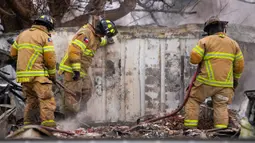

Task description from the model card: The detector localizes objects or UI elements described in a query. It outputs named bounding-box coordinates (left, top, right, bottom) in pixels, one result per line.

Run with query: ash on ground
left=54, top=105, right=240, bottom=139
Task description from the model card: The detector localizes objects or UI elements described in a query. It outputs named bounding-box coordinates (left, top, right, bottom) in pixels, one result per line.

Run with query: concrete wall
left=0, top=24, right=255, bottom=123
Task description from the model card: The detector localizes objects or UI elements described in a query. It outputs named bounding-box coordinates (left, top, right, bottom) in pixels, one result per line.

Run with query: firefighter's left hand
left=73, top=71, right=80, bottom=81
left=106, top=37, right=114, bottom=44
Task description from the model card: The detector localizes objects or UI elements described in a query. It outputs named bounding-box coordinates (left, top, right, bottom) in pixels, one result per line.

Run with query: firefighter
left=10, top=15, right=57, bottom=127
left=184, top=16, right=244, bottom=129
left=58, top=19, right=118, bottom=117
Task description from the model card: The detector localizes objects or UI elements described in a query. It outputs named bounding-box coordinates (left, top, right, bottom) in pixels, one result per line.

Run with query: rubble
left=49, top=105, right=240, bottom=139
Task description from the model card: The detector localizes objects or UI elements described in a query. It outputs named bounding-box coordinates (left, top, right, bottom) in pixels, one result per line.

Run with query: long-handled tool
left=55, top=80, right=77, bottom=98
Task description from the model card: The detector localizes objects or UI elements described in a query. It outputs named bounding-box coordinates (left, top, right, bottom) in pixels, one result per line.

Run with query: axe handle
left=55, top=80, right=77, bottom=98
left=40, top=126, right=75, bottom=135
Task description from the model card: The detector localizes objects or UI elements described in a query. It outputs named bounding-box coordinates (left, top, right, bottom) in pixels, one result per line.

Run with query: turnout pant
left=63, top=73, right=92, bottom=118
left=22, top=79, right=56, bottom=127
left=184, top=80, right=234, bottom=129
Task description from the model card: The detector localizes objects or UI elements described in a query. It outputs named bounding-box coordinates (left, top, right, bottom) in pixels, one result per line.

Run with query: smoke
left=57, top=109, right=92, bottom=131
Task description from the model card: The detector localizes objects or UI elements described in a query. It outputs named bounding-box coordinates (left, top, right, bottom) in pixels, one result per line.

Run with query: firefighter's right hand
left=73, top=71, right=80, bottom=81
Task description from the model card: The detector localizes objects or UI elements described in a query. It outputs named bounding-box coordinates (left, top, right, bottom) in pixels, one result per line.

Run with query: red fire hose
left=125, top=65, right=201, bottom=132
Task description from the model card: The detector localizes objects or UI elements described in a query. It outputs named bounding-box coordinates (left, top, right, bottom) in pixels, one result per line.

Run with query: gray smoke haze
left=57, top=110, right=91, bottom=131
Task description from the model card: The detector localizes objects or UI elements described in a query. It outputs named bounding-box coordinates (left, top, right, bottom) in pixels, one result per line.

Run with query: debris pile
left=52, top=106, right=240, bottom=139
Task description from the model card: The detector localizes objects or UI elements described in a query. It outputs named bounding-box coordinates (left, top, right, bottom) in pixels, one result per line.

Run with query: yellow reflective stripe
left=84, top=49, right=94, bottom=56
left=71, top=63, right=81, bottom=70
left=26, top=52, right=40, bottom=71
left=184, top=123, right=198, bottom=127
left=23, top=122, right=32, bottom=125
left=234, top=73, right=241, bottom=79
left=110, top=29, right=115, bottom=33
left=72, top=39, right=95, bottom=56
left=226, top=65, right=233, bottom=81
left=59, top=64, right=73, bottom=73
left=82, top=25, right=88, bottom=28
left=41, top=120, right=56, bottom=127
left=72, top=39, right=87, bottom=53
left=43, top=46, right=55, bottom=52
left=184, top=120, right=198, bottom=123
left=235, top=52, right=243, bottom=61
left=59, top=65, right=87, bottom=76
left=59, top=53, right=72, bottom=72
left=184, top=120, right=198, bottom=127
left=60, top=53, right=68, bottom=65
left=100, top=38, right=107, bottom=46
left=41, top=119, right=55, bottom=124
left=197, top=75, right=233, bottom=87
left=192, top=45, right=204, bottom=57
left=16, top=71, right=49, bottom=77
left=80, top=72, right=87, bottom=77
left=18, top=43, right=43, bottom=53
left=219, top=34, right=225, bottom=38
left=48, top=69, right=56, bottom=75
left=17, top=78, right=30, bottom=83
left=13, top=41, right=18, bottom=49
left=204, top=52, right=235, bottom=61
left=215, top=124, right=227, bottom=128
left=208, top=61, right=214, bottom=80
left=205, top=60, right=214, bottom=80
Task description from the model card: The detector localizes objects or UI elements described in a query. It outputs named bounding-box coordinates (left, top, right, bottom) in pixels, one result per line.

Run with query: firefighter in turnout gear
left=10, top=15, right=57, bottom=127
left=184, top=16, right=244, bottom=129
left=59, top=19, right=118, bottom=117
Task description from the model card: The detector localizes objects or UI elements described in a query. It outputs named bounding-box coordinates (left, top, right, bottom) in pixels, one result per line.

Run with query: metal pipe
left=40, top=126, right=75, bottom=135
left=0, top=71, right=22, bottom=91
left=10, top=88, right=26, bottom=102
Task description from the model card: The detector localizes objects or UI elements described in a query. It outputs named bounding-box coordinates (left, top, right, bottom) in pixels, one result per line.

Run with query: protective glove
left=7, top=38, right=14, bottom=45
left=234, top=79, right=239, bottom=89
left=49, top=75, right=56, bottom=83
left=106, top=36, right=114, bottom=44
left=73, top=71, right=80, bottom=81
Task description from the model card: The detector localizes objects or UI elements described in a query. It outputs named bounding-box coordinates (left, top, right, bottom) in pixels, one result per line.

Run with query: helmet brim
left=203, top=21, right=228, bottom=32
